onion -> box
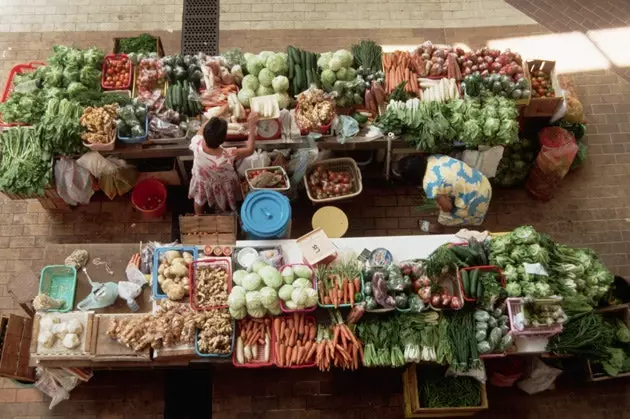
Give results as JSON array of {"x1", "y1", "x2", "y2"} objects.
[
  {"x1": 471, "y1": 65, "x2": 479, "y2": 72},
  {"x1": 481, "y1": 69, "x2": 489, "y2": 77},
  {"x1": 431, "y1": 295, "x2": 442, "y2": 307},
  {"x1": 464, "y1": 60, "x2": 474, "y2": 68},
  {"x1": 484, "y1": 55, "x2": 494, "y2": 64},
  {"x1": 476, "y1": 56, "x2": 484, "y2": 64},
  {"x1": 491, "y1": 62, "x2": 502, "y2": 71},
  {"x1": 479, "y1": 63, "x2": 488, "y2": 71},
  {"x1": 436, "y1": 57, "x2": 445, "y2": 65},
  {"x1": 450, "y1": 296, "x2": 462, "y2": 310},
  {"x1": 421, "y1": 53, "x2": 430, "y2": 60},
  {"x1": 464, "y1": 67, "x2": 472, "y2": 75}
]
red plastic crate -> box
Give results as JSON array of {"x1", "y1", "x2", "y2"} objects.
[
  {"x1": 188, "y1": 257, "x2": 231, "y2": 311},
  {"x1": 101, "y1": 54, "x2": 132, "y2": 90},
  {"x1": 272, "y1": 314, "x2": 317, "y2": 368},
  {"x1": 278, "y1": 264, "x2": 317, "y2": 314},
  {"x1": 232, "y1": 318, "x2": 274, "y2": 368},
  {"x1": 0, "y1": 61, "x2": 45, "y2": 128},
  {"x1": 457, "y1": 265, "x2": 505, "y2": 303}
]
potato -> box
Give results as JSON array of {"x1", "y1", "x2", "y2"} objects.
[
  {"x1": 158, "y1": 274, "x2": 165, "y2": 284},
  {"x1": 169, "y1": 263, "x2": 189, "y2": 278},
  {"x1": 164, "y1": 267, "x2": 175, "y2": 278},
  {"x1": 171, "y1": 258, "x2": 186, "y2": 267},
  {"x1": 182, "y1": 252, "x2": 194, "y2": 265},
  {"x1": 163, "y1": 250, "x2": 182, "y2": 264}
]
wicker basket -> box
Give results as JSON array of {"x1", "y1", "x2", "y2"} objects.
[
  {"x1": 304, "y1": 158, "x2": 363, "y2": 203},
  {"x1": 245, "y1": 166, "x2": 290, "y2": 192}
]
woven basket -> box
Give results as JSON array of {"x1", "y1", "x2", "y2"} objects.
[{"x1": 304, "y1": 158, "x2": 363, "y2": 203}]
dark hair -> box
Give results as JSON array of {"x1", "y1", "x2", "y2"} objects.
[
  {"x1": 203, "y1": 117, "x2": 228, "y2": 148},
  {"x1": 398, "y1": 155, "x2": 428, "y2": 185}
]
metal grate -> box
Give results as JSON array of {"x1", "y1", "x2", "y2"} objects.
[{"x1": 181, "y1": 0, "x2": 220, "y2": 56}]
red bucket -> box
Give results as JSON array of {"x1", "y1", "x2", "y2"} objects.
[{"x1": 131, "y1": 179, "x2": 167, "y2": 218}]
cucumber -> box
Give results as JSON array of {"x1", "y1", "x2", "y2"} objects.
[
  {"x1": 171, "y1": 85, "x2": 179, "y2": 110},
  {"x1": 289, "y1": 47, "x2": 300, "y2": 65},
  {"x1": 165, "y1": 86, "x2": 172, "y2": 108},
  {"x1": 306, "y1": 68, "x2": 313, "y2": 87},
  {"x1": 461, "y1": 269, "x2": 470, "y2": 296},
  {"x1": 300, "y1": 50, "x2": 306, "y2": 70},
  {"x1": 288, "y1": 51, "x2": 294, "y2": 79},
  {"x1": 476, "y1": 281, "x2": 484, "y2": 301},
  {"x1": 450, "y1": 245, "x2": 475, "y2": 262},
  {"x1": 469, "y1": 269, "x2": 479, "y2": 298},
  {"x1": 295, "y1": 64, "x2": 303, "y2": 92}
]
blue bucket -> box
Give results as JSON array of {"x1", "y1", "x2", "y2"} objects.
[{"x1": 241, "y1": 190, "x2": 291, "y2": 239}]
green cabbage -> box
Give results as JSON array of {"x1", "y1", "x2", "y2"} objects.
[
  {"x1": 259, "y1": 265, "x2": 282, "y2": 289},
  {"x1": 227, "y1": 287, "x2": 246, "y2": 309},
  {"x1": 274, "y1": 93, "x2": 290, "y2": 109},
  {"x1": 320, "y1": 69, "x2": 336, "y2": 89},
  {"x1": 266, "y1": 54, "x2": 287, "y2": 75},
  {"x1": 332, "y1": 49, "x2": 353, "y2": 68},
  {"x1": 336, "y1": 67, "x2": 348, "y2": 82},
  {"x1": 229, "y1": 306, "x2": 247, "y2": 320},
  {"x1": 293, "y1": 265, "x2": 313, "y2": 279},
  {"x1": 233, "y1": 270, "x2": 247, "y2": 286},
  {"x1": 291, "y1": 287, "x2": 308, "y2": 306},
  {"x1": 246, "y1": 56, "x2": 265, "y2": 76},
  {"x1": 242, "y1": 272, "x2": 262, "y2": 291},
  {"x1": 259, "y1": 286, "x2": 278, "y2": 307},
  {"x1": 245, "y1": 290, "x2": 262, "y2": 309},
  {"x1": 281, "y1": 266, "x2": 295, "y2": 284},
  {"x1": 251, "y1": 260, "x2": 268, "y2": 273},
  {"x1": 267, "y1": 301, "x2": 282, "y2": 316},
  {"x1": 278, "y1": 284, "x2": 294, "y2": 301},
  {"x1": 506, "y1": 282, "x2": 522, "y2": 297},
  {"x1": 329, "y1": 57, "x2": 343, "y2": 72},
  {"x1": 237, "y1": 88, "x2": 255, "y2": 107},
  {"x1": 511, "y1": 226, "x2": 539, "y2": 245},
  {"x1": 242, "y1": 75, "x2": 259, "y2": 91},
  {"x1": 293, "y1": 278, "x2": 312, "y2": 289},
  {"x1": 247, "y1": 306, "x2": 266, "y2": 318},
  {"x1": 317, "y1": 52, "x2": 333, "y2": 69},
  {"x1": 271, "y1": 75, "x2": 289, "y2": 93},
  {"x1": 258, "y1": 68, "x2": 276, "y2": 87},
  {"x1": 304, "y1": 288, "x2": 318, "y2": 307},
  {"x1": 256, "y1": 85, "x2": 274, "y2": 97}
]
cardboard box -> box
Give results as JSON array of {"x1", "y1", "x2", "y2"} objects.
[{"x1": 524, "y1": 59, "x2": 563, "y2": 117}]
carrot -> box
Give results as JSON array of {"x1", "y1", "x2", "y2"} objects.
[
  {"x1": 348, "y1": 281, "x2": 355, "y2": 306},
  {"x1": 324, "y1": 296, "x2": 330, "y2": 305},
  {"x1": 290, "y1": 329, "x2": 296, "y2": 347},
  {"x1": 292, "y1": 343, "x2": 299, "y2": 364},
  {"x1": 309, "y1": 323, "x2": 317, "y2": 341},
  {"x1": 318, "y1": 281, "x2": 326, "y2": 302},
  {"x1": 279, "y1": 319, "x2": 286, "y2": 342},
  {"x1": 352, "y1": 343, "x2": 359, "y2": 370},
  {"x1": 286, "y1": 346, "x2": 292, "y2": 366},
  {"x1": 298, "y1": 315, "x2": 304, "y2": 336},
  {"x1": 273, "y1": 318, "x2": 280, "y2": 339},
  {"x1": 293, "y1": 313, "x2": 299, "y2": 331},
  {"x1": 316, "y1": 341, "x2": 325, "y2": 362},
  {"x1": 353, "y1": 277, "x2": 360, "y2": 293},
  {"x1": 306, "y1": 341, "x2": 318, "y2": 362},
  {"x1": 336, "y1": 344, "x2": 351, "y2": 362},
  {"x1": 332, "y1": 325, "x2": 340, "y2": 346}
]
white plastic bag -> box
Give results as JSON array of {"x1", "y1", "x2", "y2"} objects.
[
  {"x1": 35, "y1": 367, "x2": 81, "y2": 409},
  {"x1": 76, "y1": 151, "x2": 117, "y2": 178},
  {"x1": 236, "y1": 149, "x2": 270, "y2": 178},
  {"x1": 517, "y1": 357, "x2": 562, "y2": 394},
  {"x1": 462, "y1": 145, "x2": 505, "y2": 178},
  {"x1": 54, "y1": 158, "x2": 94, "y2": 206}
]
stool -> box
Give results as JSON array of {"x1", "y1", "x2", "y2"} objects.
[{"x1": 311, "y1": 206, "x2": 348, "y2": 238}]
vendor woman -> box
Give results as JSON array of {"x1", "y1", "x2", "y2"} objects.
[
  {"x1": 189, "y1": 112, "x2": 259, "y2": 215},
  {"x1": 398, "y1": 155, "x2": 492, "y2": 226}
]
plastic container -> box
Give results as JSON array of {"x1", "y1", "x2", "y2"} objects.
[
  {"x1": 525, "y1": 127, "x2": 578, "y2": 201},
  {"x1": 131, "y1": 179, "x2": 167, "y2": 218},
  {"x1": 39, "y1": 265, "x2": 77, "y2": 312},
  {"x1": 117, "y1": 104, "x2": 149, "y2": 144},
  {"x1": 189, "y1": 258, "x2": 231, "y2": 311},
  {"x1": 245, "y1": 166, "x2": 290, "y2": 192},
  {"x1": 278, "y1": 264, "x2": 317, "y2": 313},
  {"x1": 83, "y1": 127, "x2": 116, "y2": 151},
  {"x1": 101, "y1": 54, "x2": 132, "y2": 91},
  {"x1": 506, "y1": 297, "x2": 563, "y2": 337},
  {"x1": 152, "y1": 246, "x2": 198, "y2": 299},
  {"x1": 232, "y1": 318, "x2": 274, "y2": 368},
  {"x1": 457, "y1": 266, "x2": 505, "y2": 303},
  {"x1": 0, "y1": 61, "x2": 46, "y2": 128},
  {"x1": 304, "y1": 158, "x2": 363, "y2": 204},
  {"x1": 272, "y1": 315, "x2": 317, "y2": 368},
  {"x1": 295, "y1": 104, "x2": 334, "y2": 136},
  {"x1": 318, "y1": 273, "x2": 364, "y2": 309},
  {"x1": 240, "y1": 190, "x2": 291, "y2": 240},
  {"x1": 194, "y1": 319, "x2": 235, "y2": 358}
]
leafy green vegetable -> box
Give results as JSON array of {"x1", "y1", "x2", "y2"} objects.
[
  {"x1": 118, "y1": 33, "x2": 158, "y2": 55},
  {"x1": 0, "y1": 127, "x2": 52, "y2": 196},
  {"x1": 0, "y1": 91, "x2": 45, "y2": 124}
]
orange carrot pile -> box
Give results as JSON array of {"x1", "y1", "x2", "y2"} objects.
[
  {"x1": 315, "y1": 320, "x2": 363, "y2": 372},
  {"x1": 382, "y1": 51, "x2": 420, "y2": 95},
  {"x1": 317, "y1": 270, "x2": 361, "y2": 308},
  {"x1": 235, "y1": 318, "x2": 271, "y2": 365},
  {"x1": 273, "y1": 313, "x2": 317, "y2": 368}
]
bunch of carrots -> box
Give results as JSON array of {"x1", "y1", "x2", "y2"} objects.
[
  {"x1": 382, "y1": 51, "x2": 420, "y2": 95},
  {"x1": 273, "y1": 313, "x2": 317, "y2": 368},
  {"x1": 199, "y1": 84, "x2": 238, "y2": 108},
  {"x1": 316, "y1": 261, "x2": 361, "y2": 307},
  {"x1": 234, "y1": 318, "x2": 271, "y2": 365},
  {"x1": 315, "y1": 311, "x2": 363, "y2": 371}
]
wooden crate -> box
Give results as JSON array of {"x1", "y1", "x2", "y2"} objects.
[
  {"x1": 179, "y1": 214, "x2": 237, "y2": 245},
  {"x1": 0, "y1": 314, "x2": 35, "y2": 382},
  {"x1": 403, "y1": 364, "x2": 488, "y2": 418},
  {"x1": 90, "y1": 314, "x2": 151, "y2": 362},
  {"x1": 586, "y1": 304, "x2": 630, "y2": 381},
  {"x1": 29, "y1": 312, "x2": 94, "y2": 362},
  {"x1": 523, "y1": 59, "x2": 563, "y2": 117},
  {"x1": 514, "y1": 60, "x2": 532, "y2": 108},
  {"x1": 113, "y1": 35, "x2": 165, "y2": 57}
]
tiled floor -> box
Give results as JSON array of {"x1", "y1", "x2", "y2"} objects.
[{"x1": 0, "y1": 0, "x2": 630, "y2": 417}]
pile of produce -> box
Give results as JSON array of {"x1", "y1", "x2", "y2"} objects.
[
  {"x1": 357, "y1": 317, "x2": 405, "y2": 367},
  {"x1": 377, "y1": 96, "x2": 519, "y2": 153},
  {"x1": 221, "y1": 48, "x2": 246, "y2": 72},
  {"x1": 351, "y1": 40, "x2": 383, "y2": 80},
  {"x1": 419, "y1": 78, "x2": 460, "y2": 102},
  {"x1": 314, "y1": 312, "x2": 361, "y2": 371},
  {"x1": 234, "y1": 318, "x2": 271, "y2": 365},
  {"x1": 474, "y1": 307, "x2": 512, "y2": 355},
  {"x1": 513, "y1": 298, "x2": 566, "y2": 330},
  {"x1": 42, "y1": 98, "x2": 85, "y2": 155},
  {"x1": 106, "y1": 300, "x2": 232, "y2": 353},
  {"x1": 247, "y1": 168, "x2": 289, "y2": 189},
  {"x1": 531, "y1": 69, "x2": 555, "y2": 98},
  {"x1": 192, "y1": 263, "x2": 229, "y2": 309},
  {"x1": 229, "y1": 261, "x2": 308, "y2": 318},
  {"x1": 460, "y1": 267, "x2": 506, "y2": 307},
  {"x1": 240, "y1": 51, "x2": 290, "y2": 108},
  {"x1": 116, "y1": 102, "x2": 147, "y2": 138},
  {"x1": 161, "y1": 54, "x2": 203, "y2": 90},
  {"x1": 156, "y1": 250, "x2": 195, "y2": 301},
  {"x1": 37, "y1": 315, "x2": 84, "y2": 350},
  {"x1": 363, "y1": 264, "x2": 412, "y2": 311},
  {"x1": 489, "y1": 226, "x2": 614, "y2": 304},
  {"x1": 102, "y1": 55, "x2": 131, "y2": 90},
  {"x1": 413, "y1": 41, "x2": 466, "y2": 79},
  {"x1": 463, "y1": 72, "x2": 530, "y2": 100},
  {"x1": 446, "y1": 309, "x2": 480, "y2": 372},
  {"x1": 277, "y1": 264, "x2": 318, "y2": 310},
  {"x1": 273, "y1": 313, "x2": 317, "y2": 367},
  {"x1": 306, "y1": 165, "x2": 355, "y2": 200},
  {"x1": 383, "y1": 51, "x2": 420, "y2": 95},
  {"x1": 135, "y1": 57, "x2": 166, "y2": 110},
  {"x1": 80, "y1": 104, "x2": 118, "y2": 145},
  {"x1": 492, "y1": 135, "x2": 538, "y2": 187},
  {"x1": 420, "y1": 369, "x2": 481, "y2": 408},
  {"x1": 202, "y1": 56, "x2": 239, "y2": 88},
  {"x1": 294, "y1": 88, "x2": 334, "y2": 132},
  {"x1": 461, "y1": 48, "x2": 526, "y2": 83},
  {"x1": 165, "y1": 80, "x2": 203, "y2": 117},
  {"x1": 148, "y1": 109, "x2": 190, "y2": 139},
  {"x1": 117, "y1": 34, "x2": 159, "y2": 55},
  {"x1": 316, "y1": 258, "x2": 362, "y2": 307}
]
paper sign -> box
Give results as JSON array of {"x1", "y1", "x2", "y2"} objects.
[
  {"x1": 296, "y1": 228, "x2": 336, "y2": 265},
  {"x1": 523, "y1": 263, "x2": 549, "y2": 276}
]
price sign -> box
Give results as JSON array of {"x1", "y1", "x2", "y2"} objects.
[{"x1": 296, "y1": 228, "x2": 337, "y2": 265}]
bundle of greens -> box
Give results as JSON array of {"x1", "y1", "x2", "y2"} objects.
[
  {"x1": 44, "y1": 45, "x2": 104, "y2": 92},
  {"x1": 41, "y1": 98, "x2": 85, "y2": 155},
  {"x1": 435, "y1": 315, "x2": 453, "y2": 365},
  {"x1": 446, "y1": 309, "x2": 480, "y2": 372},
  {"x1": 117, "y1": 33, "x2": 158, "y2": 55},
  {"x1": 0, "y1": 127, "x2": 52, "y2": 196},
  {"x1": 489, "y1": 226, "x2": 614, "y2": 304},
  {"x1": 547, "y1": 313, "x2": 614, "y2": 359},
  {"x1": 492, "y1": 134, "x2": 539, "y2": 187},
  {"x1": 420, "y1": 369, "x2": 481, "y2": 408},
  {"x1": 600, "y1": 319, "x2": 630, "y2": 376},
  {"x1": 0, "y1": 90, "x2": 45, "y2": 124},
  {"x1": 357, "y1": 317, "x2": 405, "y2": 367}
]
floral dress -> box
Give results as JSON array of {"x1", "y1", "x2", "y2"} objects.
[
  {"x1": 423, "y1": 155, "x2": 492, "y2": 226},
  {"x1": 188, "y1": 135, "x2": 241, "y2": 212}
]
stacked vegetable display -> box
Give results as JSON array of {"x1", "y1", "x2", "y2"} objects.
[{"x1": 240, "y1": 51, "x2": 290, "y2": 109}]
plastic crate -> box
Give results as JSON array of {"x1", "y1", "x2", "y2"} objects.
[
  {"x1": 457, "y1": 266, "x2": 505, "y2": 303},
  {"x1": 188, "y1": 257, "x2": 231, "y2": 311},
  {"x1": 101, "y1": 54, "x2": 132, "y2": 91},
  {"x1": 232, "y1": 318, "x2": 274, "y2": 368},
  {"x1": 304, "y1": 158, "x2": 363, "y2": 203},
  {"x1": 0, "y1": 61, "x2": 46, "y2": 128},
  {"x1": 117, "y1": 104, "x2": 149, "y2": 144},
  {"x1": 429, "y1": 270, "x2": 465, "y2": 312},
  {"x1": 245, "y1": 166, "x2": 290, "y2": 192},
  {"x1": 506, "y1": 297, "x2": 563, "y2": 337},
  {"x1": 272, "y1": 314, "x2": 317, "y2": 368},
  {"x1": 152, "y1": 246, "x2": 199, "y2": 300},
  {"x1": 38, "y1": 265, "x2": 77, "y2": 312},
  {"x1": 194, "y1": 319, "x2": 235, "y2": 358},
  {"x1": 278, "y1": 264, "x2": 316, "y2": 313}
]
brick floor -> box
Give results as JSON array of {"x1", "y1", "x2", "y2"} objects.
[{"x1": 1, "y1": 8, "x2": 630, "y2": 418}]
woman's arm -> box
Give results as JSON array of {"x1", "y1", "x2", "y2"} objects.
[
  {"x1": 233, "y1": 111, "x2": 259, "y2": 160},
  {"x1": 436, "y1": 194, "x2": 453, "y2": 212}
]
